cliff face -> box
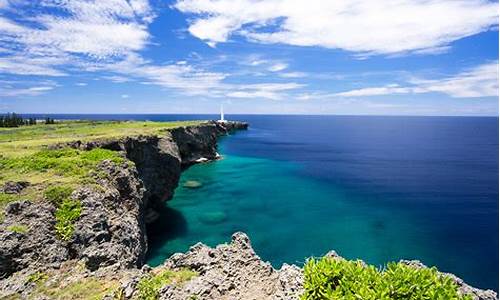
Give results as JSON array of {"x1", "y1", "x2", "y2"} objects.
[{"x1": 0, "y1": 121, "x2": 248, "y2": 279}]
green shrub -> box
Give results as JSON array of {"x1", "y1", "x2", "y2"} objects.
[
  {"x1": 7, "y1": 224, "x2": 29, "y2": 234},
  {"x1": 301, "y1": 257, "x2": 472, "y2": 300},
  {"x1": 44, "y1": 186, "x2": 73, "y2": 206},
  {"x1": 136, "y1": 268, "x2": 197, "y2": 300},
  {"x1": 27, "y1": 271, "x2": 48, "y2": 284},
  {"x1": 54, "y1": 199, "x2": 81, "y2": 241}
]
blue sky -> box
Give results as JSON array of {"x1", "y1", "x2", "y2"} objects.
[{"x1": 0, "y1": 0, "x2": 498, "y2": 115}]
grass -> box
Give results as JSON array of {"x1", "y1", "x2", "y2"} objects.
[
  {"x1": 27, "y1": 275, "x2": 118, "y2": 300},
  {"x1": 0, "y1": 120, "x2": 203, "y2": 220},
  {"x1": 0, "y1": 120, "x2": 203, "y2": 158},
  {"x1": 301, "y1": 257, "x2": 472, "y2": 300},
  {"x1": 6, "y1": 224, "x2": 29, "y2": 234},
  {"x1": 136, "y1": 268, "x2": 198, "y2": 300}
]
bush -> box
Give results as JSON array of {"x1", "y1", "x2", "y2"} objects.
[
  {"x1": 27, "y1": 271, "x2": 48, "y2": 284},
  {"x1": 44, "y1": 186, "x2": 73, "y2": 206},
  {"x1": 54, "y1": 199, "x2": 81, "y2": 241},
  {"x1": 301, "y1": 257, "x2": 472, "y2": 300},
  {"x1": 137, "y1": 269, "x2": 197, "y2": 300}
]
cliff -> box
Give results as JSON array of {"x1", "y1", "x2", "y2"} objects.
[{"x1": 0, "y1": 121, "x2": 248, "y2": 279}]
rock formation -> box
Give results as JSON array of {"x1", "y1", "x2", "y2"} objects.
[{"x1": 0, "y1": 121, "x2": 248, "y2": 279}]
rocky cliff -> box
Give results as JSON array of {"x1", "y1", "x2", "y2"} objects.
[{"x1": 0, "y1": 121, "x2": 248, "y2": 279}]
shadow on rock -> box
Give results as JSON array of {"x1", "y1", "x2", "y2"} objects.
[{"x1": 145, "y1": 206, "x2": 188, "y2": 260}]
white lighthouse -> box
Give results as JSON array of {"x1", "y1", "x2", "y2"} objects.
[{"x1": 219, "y1": 104, "x2": 225, "y2": 123}]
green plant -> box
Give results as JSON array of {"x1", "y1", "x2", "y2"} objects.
[
  {"x1": 44, "y1": 186, "x2": 73, "y2": 206},
  {"x1": 301, "y1": 257, "x2": 472, "y2": 300},
  {"x1": 136, "y1": 268, "x2": 197, "y2": 300},
  {"x1": 27, "y1": 271, "x2": 48, "y2": 284},
  {"x1": 54, "y1": 199, "x2": 81, "y2": 241},
  {"x1": 7, "y1": 224, "x2": 29, "y2": 234}
]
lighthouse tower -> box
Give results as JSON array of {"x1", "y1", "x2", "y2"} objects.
[{"x1": 219, "y1": 104, "x2": 225, "y2": 123}]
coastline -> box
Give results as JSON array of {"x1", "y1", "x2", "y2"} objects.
[{"x1": 0, "y1": 119, "x2": 496, "y2": 300}]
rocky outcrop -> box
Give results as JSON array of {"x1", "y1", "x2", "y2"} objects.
[
  {"x1": 0, "y1": 201, "x2": 68, "y2": 279},
  {"x1": 159, "y1": 232, "x2": 303, "y2": 300},
  {"x1": 0, "y1": 121, "x2": 248, "y2": 279},
  {"x1": 2, "y1": 232, "x2": 494, "y2": 300},
  {"x1": 72, "y1": 160, "x2": 146, "y2": 271},
  {"x1": 0, "y1": 181, "x2": 29, "y2": 194}
]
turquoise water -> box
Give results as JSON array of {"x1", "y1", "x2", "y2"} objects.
[{"x1": 147, "y1": 147, "x2": 428, "y2": 267}]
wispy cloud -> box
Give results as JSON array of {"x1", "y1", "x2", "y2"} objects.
[
  {"x1": 335, "y1": 62, "x2": 499, "y2": 98},
  {"x1": 0, "y1": 0, "x2": 154, "y2": 78},
  {"x1": 268, "y1": 63, "x2": 288, "y2": 72},
  {"x1": 0, "y1": 80, "x2": 58, "y2": 97},
  {"x1": 174, "y1": 0, "x2": 498, "y2": 55}
]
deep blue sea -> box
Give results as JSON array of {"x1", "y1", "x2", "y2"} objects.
[{"x1": 34, "y1": 114, "x2": 499, "y2": 291}]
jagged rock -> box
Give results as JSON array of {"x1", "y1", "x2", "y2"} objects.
[
  {"x1": 1, "y1": 181, "x2": 29, "y2": 194},
  {"x1": 73, "y1": 160, "x2": 146, "y2": 271},
  {"x1": 160, "y1": 232, "x2": 304, "y2": 300},
  {"x1": 0, "y1": 201, "x2": 68, "y2": 279}
]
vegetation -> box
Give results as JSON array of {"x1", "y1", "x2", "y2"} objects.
[
  {"x1": 44, "y1": 186, "x2": 74, "y2": 206},
  {"x1": 301, "y1": 257, "x2": 471, "y2": 300},
  {"x1": 54, "y1": 199, "x2": 81, "y2": 241},
  {"x1": 27, "y1": 271, "x2": 48, "y2": 284},
  {"x1": 6, "y1": 224, "x2": 29, "y2": 234},
  {"x1": 0, "y1": 113, "x2": 36, "y2": 128},
  {"x1": 136, "y1": 268, "x2": 198, "y2": 300},
  {"x1": 26, "y1": 275, "x2": 118, "y2": 300},
  {"x1": 0, "y1": 120, "x2": 203, "y2": 222},
  {"x1": 0, "y1": 120, "x2": 202, "y2": 158}
]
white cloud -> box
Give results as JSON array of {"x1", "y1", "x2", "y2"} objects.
[
  {"x1": 0, "y1": 0, "x2": 154, "y2": 78},
  {"x1": 268, "y1": 63, "x2": 288, "y2": 72},
  {"x1": 76, "y1": 82, "x2": 88, "y2": 86},
  {"x1": 0, "y1": 56, "x2": 67, "y2": 76},
  {"x1": 0, "y1": 80, "x2": 58, "y2": 97},
  {"x1": 174, "y1": 0, "x2": 498, "y2": 55},
  {"x1": 121, "y1": 94, "x2": 130, "y2": 98},
  {"x1": 279, "y1": 72, "x2": 307, "y2": 78},
  {"x1": 101, "y1": 75, "x2": 132, "y2": 83},
  {"x1": 335, "y1": 62, "x2": 499, "y2": 98}
]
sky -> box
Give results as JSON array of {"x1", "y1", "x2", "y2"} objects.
[{"x1": 0, "y1": 0, "x2": 498, "y2": 115}]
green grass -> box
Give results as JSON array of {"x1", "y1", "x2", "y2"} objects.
[
  {"x1": 301, "y1": 257, "x2": 472, "y2": 300},
  {"x1": 6, "y1": 224, "x2": 29, "y2": 234},
  {"x1": 0, "y1": 120, "x2": 203, "y2": 218},
  {"x1": 0, "y1": 120, "x2": 203, "y2": 158},
  {"x1": 28, "y1": 276, "x2": 118, "y2": 300},
  {"x1": 27, "y1": 271, "x2": 48, "y2": 284},
  {"x1": 136, "y1": 268, "x2": 198, "y2": 300}
]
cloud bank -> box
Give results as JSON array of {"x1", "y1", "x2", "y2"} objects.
[
  {"x1": 174, "y1": 0, "x2": 498, "y2": 55},
  {"x1": 335, "y1": 62, "x2": 499, "y2": 98}
]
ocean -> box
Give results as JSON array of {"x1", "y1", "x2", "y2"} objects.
[{"x1": 33, "y1": 114, "x2": 499, "y2": 291}]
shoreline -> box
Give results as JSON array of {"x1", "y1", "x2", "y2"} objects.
[{"x1": 0, "y1": 119, "x2": 496, "y2": 299}]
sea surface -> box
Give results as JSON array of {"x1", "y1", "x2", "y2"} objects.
[{"x1": 35, "y1": 114, "x2": 499, "y2": 290}]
